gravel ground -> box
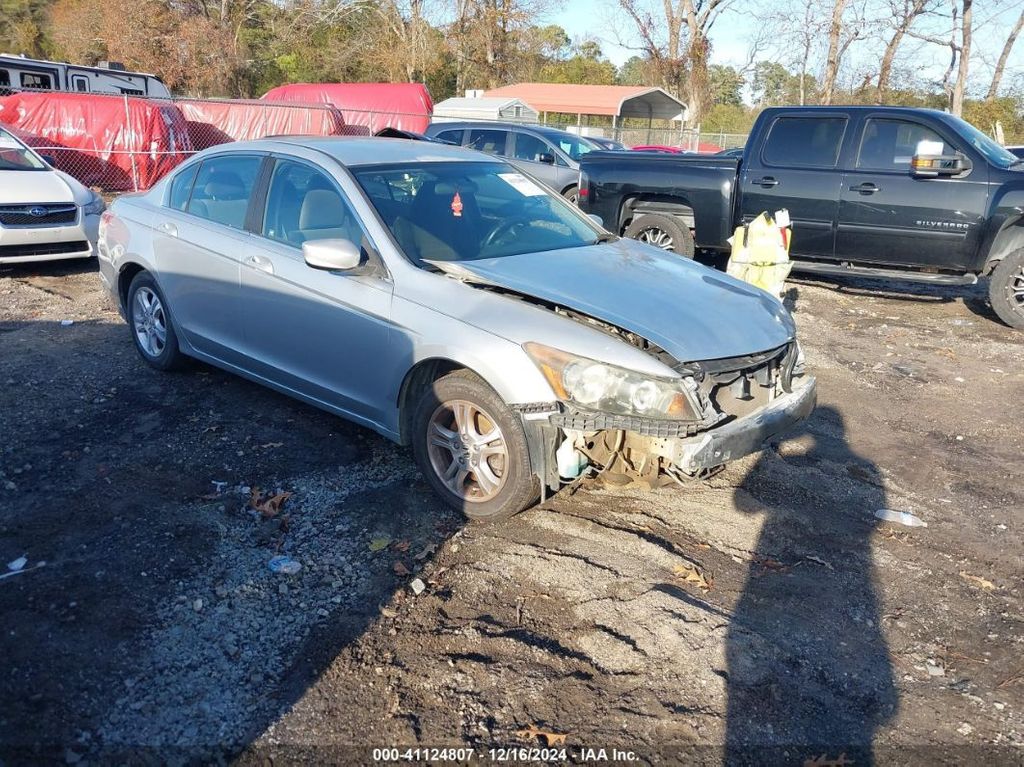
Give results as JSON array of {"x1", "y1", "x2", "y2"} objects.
[{"x1": 0, "y1": 257, "x2": 1022, "y2": 764}]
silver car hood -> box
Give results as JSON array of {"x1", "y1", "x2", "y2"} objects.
[{"x1": 428, "y1": 239, "x2": 796, "y2": 363}]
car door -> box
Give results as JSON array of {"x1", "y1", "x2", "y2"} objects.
[
  {"x1": 151, "y1": 153, "x2": 263, "y2": 365},
  {"x1": 835, "y1": 115, "x2": 990, "y2": 270},
  {"x1": 739, "y1": 114, "x2": 849, "y2": 258},
  {"x1": 508, "y1": 131, "x2": 562, "y2": 190},
  {"x1": 238, "y1": 156, "x2": 395, "y2": 426}
]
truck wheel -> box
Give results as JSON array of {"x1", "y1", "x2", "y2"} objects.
[
  {"x1": 989, "y1": 249, "x2": 1024, "y2": 330},
  {"x1": 412, "y1": 369, "x2": 539, "y2": 522},
  {"x1": 624, "y1": 214, "x2": 695, "y2": 258}
]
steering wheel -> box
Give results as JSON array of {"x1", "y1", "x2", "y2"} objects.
[{"x1": 482, "y1": 217, "x2": 533, "y2": 249}]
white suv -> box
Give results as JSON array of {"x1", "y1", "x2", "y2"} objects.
[{"x1": 0, "y1": 126, "x2": 104, "y2": 265}]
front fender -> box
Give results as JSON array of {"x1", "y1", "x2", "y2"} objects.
[{"x1": 979, "y1": 183, "x2": 1024, "y2": 272}]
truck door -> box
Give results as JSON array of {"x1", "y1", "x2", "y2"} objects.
[
  {"x1": 836, "y1": 116, "x2": 989, "y2": 270},
  {"x1": 739, "y1": 114, "x2": 848, "y2": 258}
]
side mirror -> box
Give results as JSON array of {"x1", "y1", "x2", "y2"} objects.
[
  {"x1": 40, "y1": 154, "x2": 57, "y2": 167},
  {"x1": 303, "y1": 238, "x2": 361, "y2": 271},
  {"x1": 537, "y1": 153, "x2": 555, "y2": 165},
  {"x1": 911, "y1": 153, "x2": 971, "y2": 178},
  {"x1": 587, "y1": 213, "x2": 604, "y2": 227}
]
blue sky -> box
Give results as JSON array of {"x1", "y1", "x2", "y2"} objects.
[{"x1": 549, "y1": 0, "x2": 1024, "y2": 96}]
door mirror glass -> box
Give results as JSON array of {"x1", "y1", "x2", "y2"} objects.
[
  {"x1": 303, "y1": 238, "x2": 361, "y2": 271},
  {"x1": 537, "y1": 152, "x2": 555, "y2": 165},
  {"x1": 910, "y1": 153, "x2": 971, "y2": 178}
]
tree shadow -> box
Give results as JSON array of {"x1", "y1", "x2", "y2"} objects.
[{"x1": 725, "y1": 405, "x2": 897, "y2": 764}]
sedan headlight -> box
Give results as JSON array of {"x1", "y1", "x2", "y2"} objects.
[
  {"x1": 82, "y1": 191, "x2": 105, "y2": 216},
  {"x1": 524, "y1": 342, "x2": 705, "y2": 421}
]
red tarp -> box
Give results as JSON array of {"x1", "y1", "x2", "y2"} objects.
[
  {"x1": 177, "y1": 98, "x2": 349, "y2": 149},
  {"x1": 260, "y1": 83, "x2": 433, "y2": 134},
  {"x1": 0, "y1": 91, "x2": 193, "y2": 190}
]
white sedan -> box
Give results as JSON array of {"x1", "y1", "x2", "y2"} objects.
[{"x1": 0, "y1": 126, "x2": 105, "y2": 265}]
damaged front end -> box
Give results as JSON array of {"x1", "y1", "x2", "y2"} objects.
[{"x1": 517, "y1": 334, "x2": 816, "y2": 494}]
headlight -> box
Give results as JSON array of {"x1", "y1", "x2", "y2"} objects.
[
  {"x1": 524, "y1": 342, "x2": 705, "y2": 421},
  {"x1": 82, "y1": 192, "x2": 105, "y2": 216}
]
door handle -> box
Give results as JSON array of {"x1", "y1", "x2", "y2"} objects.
[
  {"x1": 156, "y1": 222, "x2": 177, "y2": 237},
  {"x1": 246, "y1": 255, "x2": 274, "y2": 275},
  {"x1": 851, "y1": 182, "x2": 880, "y2": 195},
  {"x1": 752, "y1": 177, "x2": 779, "y2": 188}
]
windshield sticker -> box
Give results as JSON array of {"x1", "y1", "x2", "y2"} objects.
[
  {"x1": 451, "y1": 191, "x2": 463, "y2": 217},
  {"x1": 498, "y1": 172, "x2": 546, "y2": 197}
]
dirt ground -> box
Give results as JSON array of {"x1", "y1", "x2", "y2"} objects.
[{"x1": 1, "y1": 257, "x2": 1022, "y2": 765}]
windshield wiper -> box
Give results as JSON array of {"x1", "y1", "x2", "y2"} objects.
[{"x1": 592, "y1": 232, "x2": 619, "y2": 244}]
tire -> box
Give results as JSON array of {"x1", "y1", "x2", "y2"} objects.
[
  {"x1": 562, "y1": 186, "x2": 579, "y2": 205},
  {"x1": 126, "y1": 272, "x2": 188, "y2": 370},
  {"x1": 411, "y1": 369, "x2": 539, "y2": 522},
  {"x1": 988, "y1": 249, "x2": 1024, "y2": 330},
  {"x1": 624, "y1": 213, "x2": 695, "y2": 258}
]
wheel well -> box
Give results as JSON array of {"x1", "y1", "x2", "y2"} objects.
[
  {"x1": 619, "y1": 194, "x2": 695, "y2": 234},
  {"x1": 984, "y1": 223, "x2": 1024, "y2": 275},
  {"x1": 561, "y1": 182, "x2": 578, "y2": 196},
  {"x1": 396, "y1": 358, "x2": 464, "y2": 445},
  {"x1": 117, "y1": 262, "x2": 146, "y2": 312}
]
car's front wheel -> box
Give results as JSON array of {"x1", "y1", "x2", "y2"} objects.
[
  {"x1": 412, "y1": 370, "x2": 538, "y2": 522},
  {"x1": 127, "y1": 272, "x2": 187, "y2": 370},
  {"x1": 989, "y1": 249, "x2": 1024, "y2": 330},
  {"x1": 562, "y1": 186, "x2": 580, "y2": 205},
  {"x1": 624, "y1": 213, "x2": 695, "y2": 258}
]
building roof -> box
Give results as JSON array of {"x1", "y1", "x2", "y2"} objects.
[{"x1": 484, "y1": 83, "x2": 687, "y2": 121}]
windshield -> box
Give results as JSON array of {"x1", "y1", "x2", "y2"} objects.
[
  {"x1": 945, "y1": 114, "x2": 1018, "y2": 168},
  {"x1": 0, "y1": 127, "x2": 47, "y2": 171},
  {"x1": 352, "y1": 161, "x2": 602, "y2": 265},
  {"x1": 547, "y1": 132, "x2": 597, "y2": 161}
]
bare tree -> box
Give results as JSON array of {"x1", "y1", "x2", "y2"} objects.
[
  {"x1": 950, "y1": 0, "x2": 971, "y2": 115},
  {"x1": 615, "y1": 0, "x2": 743, "y2": 126},
  {"x1": 820, "y1": 0, "x2": 847, "y2": 103},
  {"x1": 876, "y1": 0, "x2": 935, "y2": 103},
  {"x1": 987, "y1": 6, "x2": 1024, "y2": 99}
]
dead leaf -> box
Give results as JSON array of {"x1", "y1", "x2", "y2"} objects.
[
  {"x1": 672, "y1": 562, "x2": 713, "y2": 591},
  {"x1": 391, "y1": 540, "x2": 410, "y2": 553},
  {"x1": 414, "y1": 543, "x2": 437, "y2": 561},
  {"x1": 254, "y1": 491, "x2": 291, "y2": 518},
  {"x1": 369, "y1": 537, "x2": 391, "y2": 553},
  {"x1": 515, "y1": 725, "x2": 568, "y2": 747},
  {"x1": 393, "y1": 561, "x2": 410, "y2": 576},
  {"x1": 959, "y1": 571, "x2": 995, "y2": 591}
]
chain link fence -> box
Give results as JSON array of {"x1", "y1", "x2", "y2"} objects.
[{"x1": 0, "y1": 87, "x2": 749, "y2": 194}]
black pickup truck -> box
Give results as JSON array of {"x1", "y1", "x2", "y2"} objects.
[{"x1": 578, "y1": 106, "x2": 1024, "y2": 329}]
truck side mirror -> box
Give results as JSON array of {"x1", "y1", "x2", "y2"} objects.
[{"x1": 911, "y1": 153, "x2": 971, "y2": 178}]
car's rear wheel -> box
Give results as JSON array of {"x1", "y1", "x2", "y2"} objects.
[
  {"x1": 624, "y1": 213, "x2": 695, "y2": 258},
  {"x1": 989, "y1": 249, "x2": 1024, "y2": 330},
  {"x1": 127, "y1": 272, "x2": 187, "y2": 370},
  {"x1": 412, "y1": 370, "x2": 538, "y2": 522}
]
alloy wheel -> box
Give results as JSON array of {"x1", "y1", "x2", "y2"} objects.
[
  {"x1": 638, "y1": 227, "x2": 674, "y2": 250},
  {"x1": 1012, "y1": 264, "x2": 1024, "y2": 307},
  {"x1": 132, "y1": 286, "x2": 167, "y2": 358},
  {"x1": 426, "y1": 399, "x2": 508, "y2": 503}
]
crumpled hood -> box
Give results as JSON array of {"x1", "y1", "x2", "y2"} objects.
[
  {"x1": 0, "y1": 168, "x2": 80, "y2": 205},
  {"x1": 431, "y1": 238, "x2": 796, "y2": 363}
]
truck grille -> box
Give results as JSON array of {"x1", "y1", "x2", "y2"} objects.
[{"x1": 0, "y1": 204, "x2": 78, "y2": 227}]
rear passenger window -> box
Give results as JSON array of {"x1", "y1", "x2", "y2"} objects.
[
  {"x1": 468, "y1": 129, "x2": 507, "y2": 156},
  {"x1": 167, "y1": 163, "x2": 199, "y2": 212},
  {"x1": 434, "y1": 129, "x2": 464, "y2": 145},
  {"x1": 187, "y1": 155, "x2": 261, "y2": 229},
  {"x1": 513, "y1": 133, "x2": 551, "y2": 163},
  {"x1": 857, "y1": 119, "x2": 954, "y2": 170},
  {"x1": 262, "y1": 159, "x2": 364, "y2": 249},
  {"x1": 762, "y1": 117, "x2": 846, "y2": 168}
]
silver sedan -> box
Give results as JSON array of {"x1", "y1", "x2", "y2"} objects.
[{"x1": 98, "y1": 138, "x2": 815, "y2": 521}]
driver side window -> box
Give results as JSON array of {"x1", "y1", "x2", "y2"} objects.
[{"x1": 262, "y1": 159, "x2": 364, "y2": 250}]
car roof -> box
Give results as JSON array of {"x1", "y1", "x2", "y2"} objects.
[
  {"x1": 429, "y1": 121, "x2": 583, "y2": 138},
  {"x1": 214, "y1": 136, "x2": 492, "y2": 167}
]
